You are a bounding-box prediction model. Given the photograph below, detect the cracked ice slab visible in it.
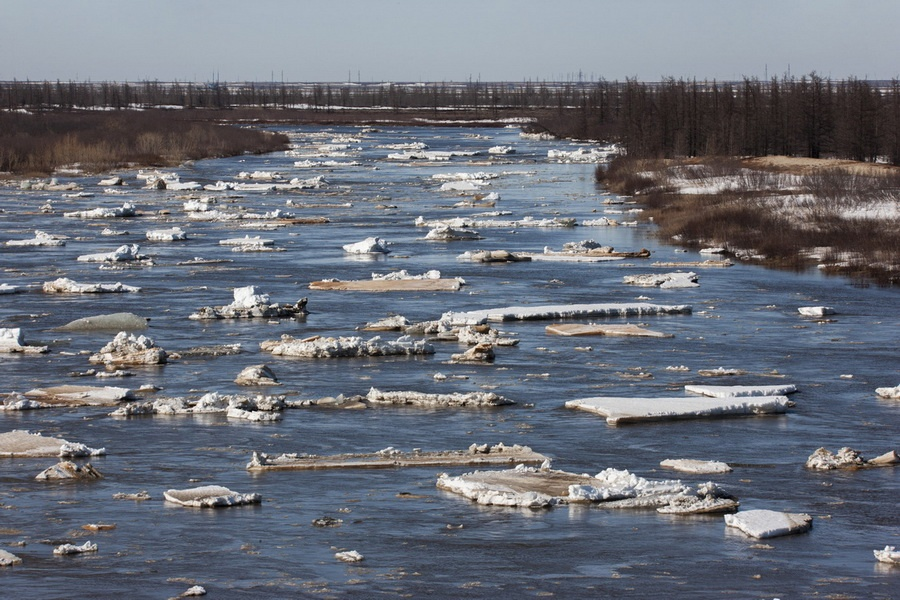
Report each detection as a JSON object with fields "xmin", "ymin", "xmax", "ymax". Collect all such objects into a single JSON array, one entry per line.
[
  {"xmin": 447, "ymin": 302, "xmax": 691, "ymax": 325},
  {"xmin": 565, "ymin": 396, "xmax": 790, "ymax": 425}
]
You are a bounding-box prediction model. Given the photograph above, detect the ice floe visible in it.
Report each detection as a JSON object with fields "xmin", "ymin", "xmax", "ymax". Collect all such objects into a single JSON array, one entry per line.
[
  {"xmin": 545, "ymin": 323, "xmax": 673, "ymax": 338},
  {"xmin": 109, "ymin": 392, "xmax": 285, "ymax": 419},
  {"xmin": 447, "ymin": 302, "xmax": 691, "ymax": 325},
  {"xmin": 189, "ymin": 286, "xmax": 308, "ymax": 319},
  {"xmin": 342, "ymin": 236, "xmax": 391, "ymax": 254},
  {"xmin": 260, "ymin": 335, "xmax": 434, "ymax": 358},
  {"xmin": 146, "ymin": 227, "xmax": 188, "ymax": 241},
  {"xmin": 623, "ymin": 272, "xmax": 699, "ymax": 288},
  {"xmin": 77, "ymin": 243, "xmax": 149, "ymax": 263},
  {"xmin": 56, "ymin": 312, "xmax": 149, "ymax": 332},
  {"xmin": 875, "ymin": 384, "xmax": 900, "ymax": 399},
  {"xmin": 660, "ymin": 459, "xmax": 733, "ymax": 474},
  {"xmin": 0, "ymin": 549, "xmax": 22, "ymax": 566},
  {"xmin": 20, "ymin": 385, "xmax": 134, "ymax": 407},
  {"xmin": 43, "ymin": 278, "xmax": 141, "ymax": 294},
  {"xmin": 724, "ymin": 509, "xmax": 812, "ymax": 539},
  {"xmin": 335, "ymin": 550, "xmax": 364, "ymax": 562},
  {"xmin": 234, "ymin": 364, "xmax": 280, "ymax": 386},
  {"xmin": 0, "ymin": 430, "xmax": 106, "ymax": 456},
  {"xmin": 684, "ymin": 384, "xmax": 797, "ymax": 398},
  {"xmin": 310, "ymin": 271, "xmax": 464, "ymax": 292},
  {"xmin": 5, "ymin": 230, "xmax": 66, "ymax": 247},
  {"xmin": 0, "ymin": 328, "xmax": 48, "ymax": 354},
  {"xmin": 805, "ymin": 447, "xmax": 899, "ymax": 470},
  {"xmin": 798, "ymin": 306, "xmax": 835, "ymax": 317},
  {"xmin": 53, "ymin": 541, "xmax": 98, "ymax": 556},
  {"xmin": 89, "ymin": 332, "xmax": 168, "ymax": 366},
  {"xmin": 437, "ymin": 464, "xmax": 731, "ymax": 511},
  {"xmin": 36, "ymin": 461, "xmax": 103, "ymax": 480},
  {"xmin": 363, "ymin": 387, "xmax": 512, "ymax": 407},
  {"xmin": 63, "ymin": 203, "xmax": 136, "ymax": 219},
  {"xmin": 874, "ymin": 546, "xmax": 900, "ymax": 564},
  {"xmin": 247, "ymin": 443, "xmax": 544, "ymax": 471},
  {"xmin": 565, "ymin": 395, "xmax": 791, "ymax": 424},
  {"xmin": 424, "ymin": 224, "xmax": 483, "ymax": 241},
  {"xmin": 163, "ymin": 485, "xmax": 261, "ymax": 508},
  {"xmin": 449, "ymin": 342, "xmax": 495, "ymax": 363},
  {"xmin": 457, "ymin": 249, "xmax": 532, "ymax": 263}
]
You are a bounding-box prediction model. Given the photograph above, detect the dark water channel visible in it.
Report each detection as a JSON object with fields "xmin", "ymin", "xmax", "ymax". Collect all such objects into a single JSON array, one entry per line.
[{"xmin": 0, "ymin": 125, "xmax": 898, "ymax": 599}]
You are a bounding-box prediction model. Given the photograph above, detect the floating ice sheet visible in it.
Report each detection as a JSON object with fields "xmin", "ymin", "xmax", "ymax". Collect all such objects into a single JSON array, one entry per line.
[{"xmin": 565, "ymin": 395, "xmax": 790, "ymax": 424}]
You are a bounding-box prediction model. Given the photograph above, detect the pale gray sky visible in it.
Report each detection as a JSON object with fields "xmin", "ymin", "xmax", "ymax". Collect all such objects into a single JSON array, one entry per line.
[{"xmin": 2, "ymin": 0, "xmax": 896, "ymax": 82}]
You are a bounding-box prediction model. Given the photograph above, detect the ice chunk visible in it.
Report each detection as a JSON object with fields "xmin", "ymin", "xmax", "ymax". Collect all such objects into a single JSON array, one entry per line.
[
  {"xmin": 56, "ymin": 312, "xmax": 149, "ymax": 332},
  {"xmin": 365, "ymin": 387, "xmax": 512, "ymax": 407},
  {"xmin": 53, "ymin": 541, "xmax": 98, "ymax": 555},
  {"xmin": 163, "ymin": 485, "xmax": 261, "ymax": 508},
  {"xmin": 335, "ymin": 550, "xmax": 364, "ymax": 562},
  {"xmin": 0, "ymin": 549, "xmax": 23, "ymax": 566},
  {"xmin": 5, "ymin": 230, "xmax": 66, "ymax": 247},
  {"xmin": 0, "ymin": 328, "xmax": 48, "ymax": 354},
  {"xmin": 660, "ymin": 459, "xmax": 732, "ymax": 474},
  {"xmin": 43, "ymin": 278, "xmax": 141, "ymax": 294},
  {"xmin": 447, "ymin": 302, "xmax": 691, "ymax": 325},
  {"xmin": 798, "ymin": 306, "xmax": 835, "ymax": 317},
  {"xmin": 875, "ymin": 385, "xmax": 900, "ymax": 399},
  {"xmin": 89, "ymin": 332, "xmax": 167, "ymax": 366},
  {"xmin": 35, "ymin": 461, "xmax": 103, "ymax": 480},
  {"xmin": 342, "ymin": 236, "xmax": 391, "ymax": 254},
  {"xmin": 260, "ymin": 335, "xmax": 434, "ymax": 358},
  {"xmin": 566, "ymin": 395, "xmax": 790, "ymax": 424},
  {"xmin": 874, "ymin": 546, "xmax": 900, "ymax": 564},
  {"xmin": 685, "ymin": 384, "xmax": 797, "ymax": 397},
  {"xmin": 724, "ymin": 509, "xmax": 812, "ymax": 539},
  {"xmin": 146, "ymin": 227, "xmax": 188, "ymax": 241},
  {"xmin": 623, "ymin": 272, "xmax": 699, "ymax": 288}
]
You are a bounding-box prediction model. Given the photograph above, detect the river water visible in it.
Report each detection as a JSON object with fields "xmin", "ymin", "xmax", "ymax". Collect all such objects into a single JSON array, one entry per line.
[{"xmin": 0, "ymin": 124, "xmax": 897, "ymax": 599}]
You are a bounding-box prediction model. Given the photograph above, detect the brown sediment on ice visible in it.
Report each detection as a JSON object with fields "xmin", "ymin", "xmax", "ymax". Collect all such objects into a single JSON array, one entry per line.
[
  {"xmin": 247, "ymin": 443, "xmax": 548, "ymax": 471},
  {"xmin": 545, "ymin": 323, "xmax": 673, "ymax": 338},
  {"xmin": 309, "ymin": 279, "xmax": 463, "ymax": 292}
]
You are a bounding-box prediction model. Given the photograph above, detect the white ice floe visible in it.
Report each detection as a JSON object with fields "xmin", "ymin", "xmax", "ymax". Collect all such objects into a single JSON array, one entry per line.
[
  {"xmin": 20, "ymin": 385, "xmax": 133, "ymax": 407},
  {"xmin": 565, "ymin": 395, "xmax": 791, "ymax": 425},
  {"xmin": 293, "ymin": 159, "xmax": 361, "ymax": 168},
  {"xmin": 146, "ymin": 227, "xmax": 188, "ymax": 241},
  {"xmin": 260, "ymin": 335, "xmax": 434, "ymax": 358},
  {"xmin": 456, "ymin": 250, "xmax": 532, "ymax": 263},
  {"xmin": 488, "ymin": 145, "xmax": 515, "ymax": 154},
  {"xmin": 53, "ymin": 541, "xmax": 98, "ymax": 556},
  {"xmin": 89, "ymin": 332, "xmax": 167, "ymax": 366},
  {"xmin": 335, "ymin": 550, "xmax": 364, "ymax": 562},
  {"xmin": 424, "ymin": 225, "xmax": 482, "ymax": 241},
  {"xmin": 798, "ymin": 306, "xmax": 835, "ymax": 317},
  {"xmin": 0, "ymin": 549, "xmax": 22, "ymax": 566},
  {"xmin": 0, "ymin": 328, "xmax": 48, "ymax": 354},
  {"xmin": 724, "ymin": 509, "xmax": 812, "ymax": 539},
  {"xmin": 63, "ymin": 203, "xmax": 136, "ymax": 219},
  {"xmin": 371, "ymin": 269, "xmax": 445, "ymax": 281},
  {"xmin": 342, "ymin": 236, "xmax": 391, "ymax": 254},
  {"xmin": 109, "ymin": 392, "xmax": 285, "ymax": 418},
  {"xmin": 43, "ymin": 278, "xmax": 141, "ymax": 293},
  {"xmin": 436, "ymin": 464, "xmax": 725, "ymax": 510},
  {"xmin": 234, "ymin": 364, "xmax": 280, "ymax": 386},
  {"xmin": 219, "ymin": 235, "xmax": 274, "ymax": 248},
  {"xmin": 236, "ymin": 170, "xmax": 282, "ymax": 180},
  {"xmin": 446, "ymin": 302, "xmax": 692, "ymax": 325},
  {"xmin": 189, "ymin": 285, "xmax": 308, "ymax": 319},
  {"xmin": 805, "ymin": 447, "xmax": 898, "ymax": 470},
  {"xmin": 874, "ymin": 546, "xmax": 900, "ymax": 564},
  {"xmin": 57, "ymin": 312, "xmax": 149, "ymax": 331},
  {"xmin": 5, "ymin": 230, "xmax": 66, "ymax": 247},
  {"xmin": 0, "ymin": 283, "xmax": 22, "ymax": 294},
  {"xmin": 77, "ymin": 243, "xmax": 148, "ymax": 263},
  {"xmin": 163, "ymin": 485, "xmax": 261, "ymax": 508},
  {"xmin": 684, "ymin": 384, "xmax": 797, "ymax": 398},
  {"xmin": 440, "ymin": 180, "xmax": 489, "ymax": 192},
  {"xmin": 365, "ymin": 387, "xmax": 512, "ymax": 407},
  {"xmin": 98, "ymin": 175, "xmax": 123, "ymax": 186},
  {"xmin": 547, "ymin": 146, "xmax": 617, "ymax": 163},
  {"xmin": 361, "ymin": 315, "xmax": 411, "ymax": 331},
  {"xmin": 660, "ymin": 459, "xmax": 733, "ymax": 474},
  {"xmin": 0, "ymin": 430, "xmax": 105, "ymax": 456},
  {"xmin": 623, "ymin": 272, "xmax": 699, "ymax": 288},
  {"xmin": 415, "ymin": 215, "xmax": 576, "ymax": 229},
  {"xmin": 387, "ymin": 150, "xmax": 479, "ymax": 161},
  {"xmin": 876, "ymin": 385, "xmax": 900, "ymax": 399}
]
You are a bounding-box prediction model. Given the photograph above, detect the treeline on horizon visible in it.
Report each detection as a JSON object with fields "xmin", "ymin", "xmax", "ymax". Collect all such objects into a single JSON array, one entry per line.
[{"xmin": 3, "ymin": 74, "xmax": 900, "ymax": 164}]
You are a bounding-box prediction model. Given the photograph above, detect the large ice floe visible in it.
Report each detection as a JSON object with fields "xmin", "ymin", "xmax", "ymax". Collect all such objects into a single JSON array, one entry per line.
[
  {"xmin": 189, "ymin": 286, "xmax": 308, "ymax": 320},
  {"xmin": 247, "ymin": 442, "xmax": 544, "ymax": 471},
  {"xmin": 259, "ymin": 335, "xmax": 434, "ymax": 358},
  {"xmin": 163, "ymin": 485, "xmax": 261, "ymax": 508},
  {"xmin": 0, "ymin": 430, "xmax": 106, "ymax": 457},
  {"xmin": 565, "ymin": 395, "xmax": 791, "ymax": 424},
  {"xmin": 56, "ymin": 312, "xmax": 149, "ymax": 332},
  {"xmin": 623, "ymin": 272, "xmax": 699, "ymax": 288},
  {"xmin": 89, "ymin": 332, "xmax": 168, "ymax": 366},
  {"xmin": 0, "ymin": 328, "xmax": 48, "ymax": 354},
  {"xmin": 17, "ymin": 385, "xmax": 134, "ymax": 408},
  {"xmin": 5, "ymin": 230, "xmax": 66, "ymax": 247},
  {"xmin": 310, "ymin": 270, "xmax": 465, "ymax": 292},
  {"xmin": 546, "ymin": 145, "xmax": 618, "ymax": 163},
  {"xmin": 362, "ymin": 387, "xmax": 512, "ymax": 407},
  {"xmin": 446, "ymin": 302, "xmax": 692, "ymax": 325},
  {"xmin": 724, "ymin": 509, "xmax": 813, "ymax": 539},
  {"xmin": 805, "ymin": 447, "xmax": 898, "ymax": 470},
  {"xmin": 42, "ymin": 278, "xmax": 141, "ymax": 294},
  {"xmin": 415, "ymin": 215, "xmax": 576, "ymax": 229},
  {"xmin": 457, "ymin": 249, "xmax": 532, "ymax": 263},
  {"xmin": 76, "ymin": 243, "xmax": 149, "ymax": 264},
  {"xmin": 109, "ymin": 392, "xmax": 285, "ymax": 421},
  {"xmin": 437, "ymin": 464, "xmax": 737, "ymax": 513},
  {"xmin": 63, "ymin": 203, "xmax": 136, "ymax": 219}
]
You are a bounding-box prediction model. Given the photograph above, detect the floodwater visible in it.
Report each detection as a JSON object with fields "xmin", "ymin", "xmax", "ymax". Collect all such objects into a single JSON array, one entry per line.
[{"xmin": 0, "ymin": 124, "xmax": 898, "ymax": 599}]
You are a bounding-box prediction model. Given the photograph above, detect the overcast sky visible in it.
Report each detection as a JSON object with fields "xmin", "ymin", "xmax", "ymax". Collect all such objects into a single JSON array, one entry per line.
[{"xmin": 2, "ymin": 0, "xmax": 897, "ymax": 83}]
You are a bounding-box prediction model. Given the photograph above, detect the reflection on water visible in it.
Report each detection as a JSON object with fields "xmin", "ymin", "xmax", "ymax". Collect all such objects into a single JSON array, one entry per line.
[{"xmin": 0, "ymin": 125, "xmax": 898, "ymax": 598}]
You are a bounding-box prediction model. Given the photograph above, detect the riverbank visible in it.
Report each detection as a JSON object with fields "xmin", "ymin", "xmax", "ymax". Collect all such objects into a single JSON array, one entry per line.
[{"xmin": 597, "ymin": 156, "xmax": 900, "ymax": 285}]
